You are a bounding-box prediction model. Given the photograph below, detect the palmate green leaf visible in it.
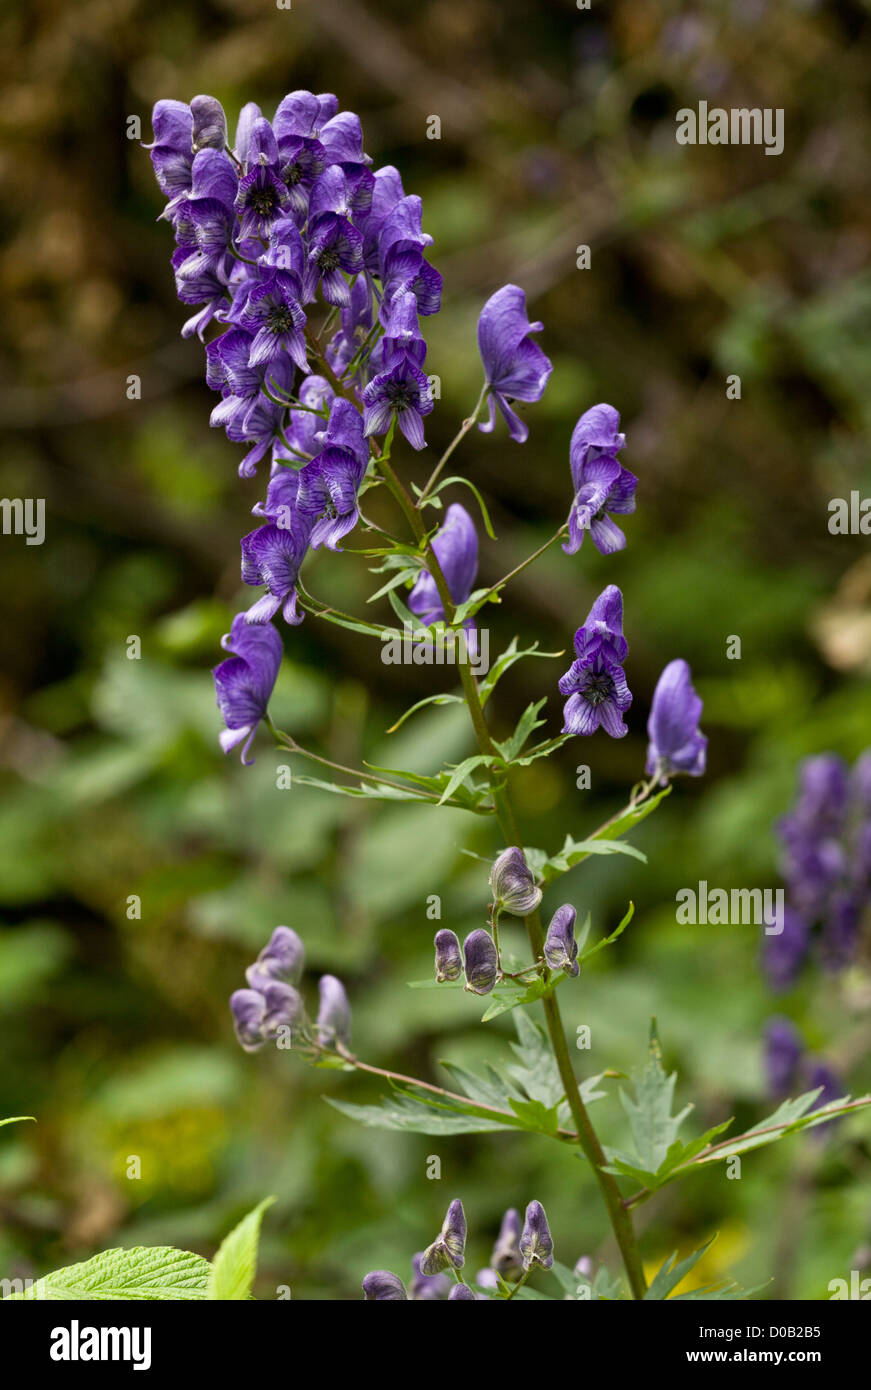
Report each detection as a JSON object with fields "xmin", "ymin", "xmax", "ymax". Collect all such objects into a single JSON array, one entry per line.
[
  {"xmin": 478, "ymin": 637, "xmax": 566, "ymax": 707},
  {"xmin": 207, "ymin": 1197, "xmax": 276, "ymax": 1301},
  {"xmin": 643, "ymin": 1240, "xmax": 715, "ymax": 1301},
  {"xmin": 437, "ymin": 753, "xmax": 500, "ymax": 804},
  {"xmin": 325, "ymin": 1089, "xmax": 518, "ymax": 1136},
  {"xmin": 504, "ymin": 1011, "xmax": 566, "ymax": 1110},
  {"xmin": 4, "ymin": 1247, "xmax": 213, "ymax": 1301},
  {"xmin": 689, "ymin": 1089, "xmax": 871, "ymax": 1165},
  {"xmin": 607, "ymin": 1022, "xmax": 693, "ymax": 1179}
]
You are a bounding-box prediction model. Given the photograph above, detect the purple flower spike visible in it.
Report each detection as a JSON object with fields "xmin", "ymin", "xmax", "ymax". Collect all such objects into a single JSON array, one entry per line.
[
  {"xmin": 362, "ymin": 1270, "xmax": 407, "ymax": 1301},
  {"xmin": 230, "ymin": 989, "xmax": 267, "ymax": 1052},
  {"xmin": 462, "ymin": 929, "xmax": 499, "ymax": 995},
  {"xmin": 420, "ymin": 1199, "xmax": 467, "ymax": 1276},
  {"xmin": 646, "ymin": 659, "xmax": 707, "ymax": 782},
  {"xmin": 489, "ymin": 847, "xmax": 542, "ymax": 916},
  {"xmin": 544, "ymin": 904, "xmax": 580, "ymax": 977},
  {"xmin": 316, "ymin": 974, "xmax": 351, "ymax": 1048},
  {"xmin": 212, "ymin": 614, "xmax": 283, "ymax": 764},
  {"xmin": 764, "ymin": 1017, "xmax": 804, "ymax": 1097},
  {"xmin": 519, "ymin": 1200, "xmax": 554, "ymax": 1271},
  {"xmin": 559, "ymin": 587, "xmax": 632, "ymax": 739},
  {"xmin": 410, "ymin": 1254, "xmax": 452, "ymax": 1301},
  {"xmin": 408, "ymin": 503, "xmax": 478, "ymax": 629},
  {"xmin": 246, "ymin": 925, "xmax": 305, "ymax": 990},
  {"xmin": 477, "ymin": 284, "xmax": 552, "ymax": 443},
  {"xmin": 491, "ymin": 1208, "xmax": 523, "ymax": 1277},
  {"xmin": 434, "ymin": 928, "xmax": 462, "ymax": 982},
  {"xmin": 362, "ymin": 356, "xmax": 433, "ymax": 450},
  {"xmin": 563, "ymin": 404, "xmax": 637, "ymax": 555}
]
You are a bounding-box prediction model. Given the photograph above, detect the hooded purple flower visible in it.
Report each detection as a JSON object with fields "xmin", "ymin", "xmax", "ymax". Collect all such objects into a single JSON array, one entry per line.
[
  {"xmin": 646, "ymin": 659, "xmax": 707, "ymax": 781},
  {"xmin": 378, "ymin": 195, "xmax": 442, "ymax": 318},
  {"xmin": 146, "ymin": 100, "xmax": 193, "ymax": 202},
  {"xmin": 762, "ymin": 906, "xmax": 810, "ymax": 992},
  {"xmin": 764, "ymin": 1017, "xmax": 804, "ymax": 1096},
  {"xmin": 490, "ymin": 1208, "xmax": 523, "ymax": 1277},
  {"xmin": 544, "ymin": 904, "xmax": 580, "ymax": 977},
  {"xmin": 559, "ymin": 586, "xmax": 632, "ymax": 738},
  {"xmin": 212, "ymin": 613, "xmax": 283, "ymax": 764},
  {"xmin": 477, "ymin": 285, "xmax": 552, "ymax": 443},
  {"xmin": 234, "ymin": 117, "xmax": 290, "ymax": 239},
  {"xmin": 362, "ymin": 355, "xmax": 433, "ymax": 450},
  {"xmin": 190, "ymin": 94, "xmax": 227, "ymax": 152},
  {"xmin": 270, "ymin": 373, "xmax": 335, "ymax": 466},
  {"xmin": 408, "ymin": 503, "xmax": 477, "ymax": 630},
  {"xmin": 563, "ymin": 404, "xmax": 637, "ymax": 555},
  {"xmin": 325, "ymin": 276, "xmax": 375, "ymax": 378},
  {"xmin": 519, "ymin": 1200, "xmax": 554, "ymax": 1271},
  {"xmin": 294, "ymin": 399, "xmax": 369, "ymax": 550},
  {"xmin": 489, "ymin": 847, "xmax": 542, "ymax": 917},
  {"xmin": 237, "ymin": 268, "xmax": 309, "ymax": 373},
  {"xmin": 246, "ymin": 925, "xmax": 305, "ymax": 991},
  {"xmin": 448, "ymin": 1283, "xmax": 476, "ymax": 1300},
  {"xmin": 821, "ymin": 889, "xmax": 861, "ymax": 970},
  {"xmin": 260, "ymin": 981, "xmax": 305, "ymax": 1041},
  {"xmin": 306, "ymin": 167, "xmax": 365, "ymax": 306},
  {"xmin": 230, "ymin": 988, "xmax": 267, "ymax": 1052},
  {"xmin": 434, "ymin": 928, "xmax": 462, "ymax": 982},
  {"xmin": 362, "ymin": 1270, "xmax": 407, "ymax": 1300},
  {"xmin": 240, "ymin": 506, "xmax": 312, "ymax": 625},
  {"xmin": 316, "ymin": 974, "xmax": 351, "ymax": 1048},
  {"xmin": 410, "ymin": 1254, "xmax": 452, "ymax": 1301},
  {"xmin": 419, "ymin": 1199, "xmax": 467, "ymax": 1275},
  {"xmin": 462, "ymin": 929, "xmax": 498, "ymax": 995}
]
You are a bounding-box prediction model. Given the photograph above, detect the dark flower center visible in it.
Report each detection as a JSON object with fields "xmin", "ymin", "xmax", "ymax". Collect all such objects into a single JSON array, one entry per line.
[
  {"xmin": 250, "ymin": 187, "xmax": 277, "ymax": 216},
  {"xmin": 266, "ymin": 305, "xmax": 295, "ymax": 335},
  {"xmin": 317, "ymin": 248, "xmax": 341, "ymax": 272},
  {"xmin": 581, "ymin": 671, "xmax": 615, "ymax": 707},
  {"xmin": 384, "ymin": 381, "xmax": 415, "ymax": 411},
  {"xmin": 284, "ymin": 162, "xmax": 302, "ymax": 185}
]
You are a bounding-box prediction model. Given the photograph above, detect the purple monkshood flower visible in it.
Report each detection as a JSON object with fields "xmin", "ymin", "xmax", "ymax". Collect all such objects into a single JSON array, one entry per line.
[
  {"xmin": 448, "ymin": 1284, "xmax": 477, "ymax": 1300},
  {"xmin": 544, "ymin": 904, "xmax": 580, "ymax": 977},
  {"xmin": 821, "ymin": 889, "xmax": 861, "ymax": 970},
  {"xmin": 419, "ymin": 1200, "xmax": 467, "ymax": 1276},
  {"xmin": 362, "ymin": 1270, "xmax": 407, "ymax": 1300},
  {"xmin": 646, "ymin": 658, "xmax": 707, "ymax": 781},
  {"xmin": 190, "ymin": 94, "xmax": 227, "ymax": 152},
  {"xmin": 362, "ymin": 356, "xmax": 433, "ymax": 450},
  {"xmin": 434, "ymin": 928, "xmax": 462, "ymax": 982},
  {"xmin": 490, "ymin": 1208, "xmax": 523, "ymax": 1277},
  {"xmin": 409, "ymin": 1254, "xmax": 452, "ymax": 1301},
  {"xmin": 477, "ymin": 284, "xmax": 552, "ymax": 443},
  {"xmin": 246, "ymin": 926, "xmax": 305, "ymax": 991},
  {"xmin": 234, "ymin": 118, "xmax": 290, "ymax": 239},
  {"xmin": 316, "ymin": 975, "xmax": 351, "ymax": 1048},
  {"xmin": 408, "ymin": 503, "xmax": 477, "ymax": 632},
  {"xmin": 325, "ymin": 276, "xmax": 374, "ymax": 377},
  {"xmin": 212, "ymin": 613, "xmax": 283, "ymax": 764},
  {"xmin": 378, "ymin": 195, "xmax": 442, "ymax": 318},
  {"xmin": 229, "ymin": 989, "xmax": 266, "ymax": 1052},
  {"xmin": 519, "ymin": 1201, "xmax": 554, "ymax": 1271},
  {"xmin": 762, "ymin": 905, "xmax": 810, "ymax": 992},
  {"xmin": 559, "ymin": 586, "xmax": 632, "ymax": 738},
  {"xmin": 146, "ymin": 100, "xmax": 194, "ymax": 202},
  {"xmin": 230, "ymin": 979, "xmax": 304, "ymax": 1051},
  {"xmin": 462, "ymin": 929, "xmax": 498, "ymax": 995},
  {"xmin": 379, "ymin": 289, "xmax": 426, "ymax": 370},
  {"xmin": 764, "ymin": 1017, "xmax": 804, "ymax": 1097},
  {"xmin": 238, "ymin": 269, "xmax": 309, "ymax": 373},
  {"xmin": 240, "ymin": 506, "xmax": 312, "ymax": 625},
  {"xmin": 293, "ymin": 399, "xmax": 369, "ymax": 550},
  {"xmin": 489, "ymin": 847, "xmax": 542, "ymax": 916},
  {"xmin": 563, "ymin": 404, "xmax": 638, "ymax": 555}
]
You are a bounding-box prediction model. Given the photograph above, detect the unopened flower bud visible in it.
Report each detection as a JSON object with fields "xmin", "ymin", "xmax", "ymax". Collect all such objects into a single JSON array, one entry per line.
[
  {"xmin": 362, "ymin": 1270, "xmax": 407, "ymax": 1300},
  {"xmin": 519, "ymin": 1199, "xmax": 554, "ymax": 1271},
  {"xmin": 316, "ymin": 974, "xmax": 351, "ymax": 1048},
  {"xmin": 190, "ymin": 94, "xmax": 227, "ymax": 152},
  {"xmin": 246, "ymin": 925, "xmax": 305, "ymax": 990},
  {"xmin": 434, "ymin": 928, "xmax": 462, "ymax": 982},
  {"xmin": 261, "ymin": 981, "xmax": 304, "ymax": 1041},
  {"xmin": 462, "ymin": 929, "xmax": 498, "ymax": 995},
  {"xmin": 410, "ymin": 1253, "xmax": 452, "ymax": 1300},
  {"xmin": 544, "ymin": 904, "xmax": 580, "ymax": 977},
  {"xmin": 420, "ymin": 1198, "xmax": 466, "ymax": 1275},
  {"xmin": 489, "ymin": 846, "xmax": 542, "ymax": 916},
  {"xmin": 448, "ymin": 1283, "xmax": 476, "ymax": 1300},
  {"xmin": 230, "ymin": 988, "xmax": 266, "ymax": 1052},
  {"xmin": 490, "ymin": 1207, "xmax": 523, "ymax": 1276}
]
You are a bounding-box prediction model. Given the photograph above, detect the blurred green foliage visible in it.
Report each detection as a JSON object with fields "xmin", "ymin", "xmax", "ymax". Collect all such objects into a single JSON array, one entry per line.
[{"xmin": 0, "ymin": 0, "xmax": 870, "ymax": 1299}]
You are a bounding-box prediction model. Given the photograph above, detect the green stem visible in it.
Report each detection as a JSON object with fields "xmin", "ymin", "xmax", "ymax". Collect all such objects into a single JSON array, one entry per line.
[{"xmin": 418, "ymin": 380, "xmax": 489, "ymax": 503}]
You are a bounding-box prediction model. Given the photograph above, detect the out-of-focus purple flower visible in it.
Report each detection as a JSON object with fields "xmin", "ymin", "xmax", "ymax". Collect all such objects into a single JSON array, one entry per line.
[
  {"xmin": 408, "ymin": 503, "xmax": 478, "ymax": 630},
  {"xmin": 212, "ymin": 614, "xmax": 283, "ymax": 764},
  {"xmin": 762, "ymin": 906, "xmax": 810, "ymax": 991},
  {"xmin": 645, "ymin": 659, "xmax": 707, "ymax": 781},
  {"xmin": 420, "ymin": 1200, "xmax": 466, "ymax": 1275},
  {"xmin": 434, "ymin": 928, "xmax": 462, "ymax": 982},
  {"xmin": 316, "ymin": 975, "xmax": 351, "ymax": 1048},
  {"xmin": 240, "ymin": 508, "xmax": 312, "ymax": 625},
  {"xmin": 362, "ymin": 1270, "xmax": 407, "ymax": 1300},
  {"xmin": 230, "ymin": 988, "xmax": 267, "ymax": 1052},
  {"xmin": 563, "ymin": 404, "xmax": 637, "ymax": 555},
  {"xmin": 851, "ymin": 751, "xmax": 871, "ymax": 814},
  {"xmin": 490, "ymin": 1208, "xmax": 523, "ymax": 1277},
  {"xmin": 489, "ymin": 847, "xmax": 542, "ymax": 917},
  {"xmin": 410, "ymin": 1254, "xmax": 452, "ymax": 1301},
  {"xmin": 246, "ymin": 926, "xmax": 305, "ymax": 990},
  {"xmin": 477, "ymin": 285, "xmax": 552, "ymax": 443},
  {"xmin": 804, "ymin": 1059, "xmax": 844, "ymax": 1140},
  {"xmin": 476, "ymin": 1267, "xmax": 500, "ymax": 1290},
  {"xmin": 764, "ymin": 1016, "xmax": 804, "ymax": 1096},
  {"xmin": 519, "ymin": 1200, "xmax": 554, "ymax": 1271},
  {"xmin": 821, "ymin": 889, "xmax": 861, "ymax": 970},
  {"xmin": 559, "ymin": 587, "xmax": 632, "ymax": 739},
  {"xmin": 448, "ymin": 1283, "xmax": 476, "ymax": 1300},
  {"xmin": 462, "ymin": 929, "xmax": 498, "ymax": 995},
  {"xmin": 544, "ymin": 904, "xmax": 580, "ymax": 977},
  {"xmin": 362, "ymin": 356, "xmax": 433, "ymax": 450},
  {"xmin": 786, "ymin": 754, "xmax": 849, "ymax": 837},
  {"xmin": 191, "ymin": 94, "xmax": 227, "ymax": 152},
  {"xmin": 260, "ymin": 981, "xmax": 305, "ymax": 1041}
]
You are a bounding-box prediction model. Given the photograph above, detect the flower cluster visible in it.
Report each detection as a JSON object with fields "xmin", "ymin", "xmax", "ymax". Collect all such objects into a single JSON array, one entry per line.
[
  {"xmin": 229, "ymin": 925, "xmax": 351, "ymax": 1053},
  {"xmin": 362, "ymin": 1199, "xmax": 553, "ymax": 1299},
  {"xmin": 764, "ymin": 751, "xmax": 871, "ymax": 990}
]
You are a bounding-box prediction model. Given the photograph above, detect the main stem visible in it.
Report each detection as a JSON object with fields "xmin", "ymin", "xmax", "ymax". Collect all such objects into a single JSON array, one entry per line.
[{"xmin": 374, "ymin": 451, "xmax": 649, "ymax": 1299}]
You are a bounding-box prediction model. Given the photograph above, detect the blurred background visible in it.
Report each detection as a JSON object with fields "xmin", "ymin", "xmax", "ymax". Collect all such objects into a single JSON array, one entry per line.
[{"xmin": 1, "ymin": 0, "xmax": 870, "ymax": 1299}]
